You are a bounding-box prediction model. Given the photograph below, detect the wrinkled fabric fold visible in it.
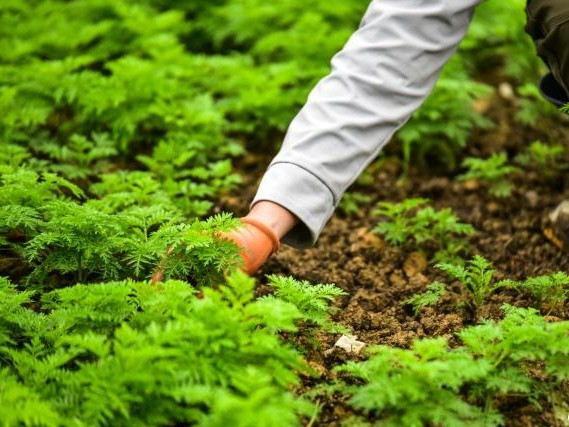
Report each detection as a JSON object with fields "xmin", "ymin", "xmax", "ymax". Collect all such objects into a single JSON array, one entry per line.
[{"xmin": 254, "ymin": 0, "xmax": 482, "ymax": 248}]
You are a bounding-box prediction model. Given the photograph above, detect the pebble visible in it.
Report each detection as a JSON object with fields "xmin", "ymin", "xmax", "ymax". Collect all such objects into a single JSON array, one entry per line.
[
  {"xmin": 498, "ymin": 82, "xmax": 515, "ymax": 100},
  {"xmin": 524, "ymin": 190, "xmax": 539, "ymax": 208},
  {"xmin": 403, "ymin": 252, "xmax": 428, "ymax": 277},
  {"xmin": 332, "ymin": 335, "xmax": 366, "ymax": 354},
  {"xmin": 462, "ymin": 179, "xmax": 480, "ymax": 191}
]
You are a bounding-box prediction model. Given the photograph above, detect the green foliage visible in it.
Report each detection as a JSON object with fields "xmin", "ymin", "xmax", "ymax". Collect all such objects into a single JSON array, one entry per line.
[
  {"xmin": 264, "ymin": 275, "xmax": 347, "ymax": 333},
  {"xmin": 373, "ymin": 198, "xmax": 475, "ymax": 263},
  {"xmin": 436, "ymin": 257, "xmax": 569, "ymax": 316},
  {"xmin": 338, "ymin": 191, "xmax": 372, "ymax": 218},
  {"xmin": 460, "ymin": 305, "xmax": 569, "ymax": 404},
  {"xmin": 516, "ymin": 83, "xmax": 563, "ymax": 125},
  {"xmin": 335, "ymin": 338, "xmax": 496, "ymax": 427},
  {"xmin": 334, "ymin": 306, "xmax": 569, "ymax": 427},
  {"xmin": 0, "ymin": 272, "xmax": 348, "ymax": 425},
  {"xmin": 23, "ymin": 200, "xmax": 126, "ymax": 283},
  {"xmin": 397, "ymin": 59, "xmax": 493, "ymax": 172},
  {"xmin": 514, "ymin": 140, "xmax": 566, "ymax": 176},
  {"xmin": 512, "ymin": 272, "xmax": 569, "ymax": 313},
  {"xmin": 436, "ymin": 256, "xmax": 514, "ymax": 316},
  {"xmin": 0, "ymin": 1, "xmax": 561, "ymax": 425},
  {"xmin": 32, "ymin": 133, "xmax": 118, "ymax": 181},
  {"xmin": 458, "ymin": 153, "xmax": 520, "ymax": 198},
  {"xmin": 0, "ymin": 169, "xmax": 243, "ymax": 285},
  {"xmin": 465, "ymin": 1, "xmax": 540, "ymax": 79},
  {"xmin": 396, "ymin": 0, "xmax": 535, "ymax": 171},
  {"xmin": 406, "ymin": 281, "xmax": 447, "ymax": 316}
]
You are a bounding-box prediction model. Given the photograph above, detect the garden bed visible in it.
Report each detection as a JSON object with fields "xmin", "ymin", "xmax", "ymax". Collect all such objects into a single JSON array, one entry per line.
[{"xmin": 224, "ymin": 94, "xmax": 569, "ymax": 426}]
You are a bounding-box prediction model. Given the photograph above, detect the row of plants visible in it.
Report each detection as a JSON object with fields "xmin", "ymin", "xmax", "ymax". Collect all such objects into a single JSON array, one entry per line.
[
  {"xmin": 0, "ymin": 272, "xmax": 345, "ymax": 426},
  {"xmin": 1, "ymin": 0, "xmax": 550, "ymax": 173}
]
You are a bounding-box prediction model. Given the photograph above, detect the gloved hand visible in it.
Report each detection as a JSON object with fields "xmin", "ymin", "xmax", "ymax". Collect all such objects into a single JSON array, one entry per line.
[
  {"xmin": 220, "ymin": 217, "xmax": 280, "ymax": 275},
  {"xmin": 150, "ymin": 217, "xmax": 280, "ymax": 284}
]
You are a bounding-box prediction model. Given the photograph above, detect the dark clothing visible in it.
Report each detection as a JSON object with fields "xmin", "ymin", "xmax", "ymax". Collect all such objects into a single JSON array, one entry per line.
[{"xmin": 526, "ymin": 0, "xmax": 569, "ymax": 105}]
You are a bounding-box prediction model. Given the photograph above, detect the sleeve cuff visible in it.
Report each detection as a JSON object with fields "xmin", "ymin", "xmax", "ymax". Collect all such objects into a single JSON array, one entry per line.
[{"xmin": 251, "ymin": 162, "xmax": 336, "ymax": 249}]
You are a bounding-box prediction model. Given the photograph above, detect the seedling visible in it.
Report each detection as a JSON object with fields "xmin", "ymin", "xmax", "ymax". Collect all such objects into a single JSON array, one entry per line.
[
  {"xmin": 373, "ymin": 198, "xmax": 475, "ymax": 263},
  {"xmin": 516, "ymin": 83, "xmax": 562, "ymax": 125},
  {"xmin": 459, "ymin": 305, "xmax": 569, "ymax": 413},
  {"xmin": 406, "ymin": 281, "xmax": 447, "ymax": 316},
  {"xmin": 338, "ymin": 191, "xmax": 372, "ymax": 217},
  {"xmin": 264, "ymin": 275, "xmax": 347, "ymax": 333},
  {"xmin": 514, "ymin": 141, "xmax": 566, "ymax": 177},
  {"xmin": 435, "ymin": 256, "xmax": 515, "ymax": 318},
  {"xmin": 513, "ymin": 272, "xmax": 569, "ymax": 314},
  {"xmin": 33, "ymin": 133, "xmax": 117, "ymax": 180},
  {"xmin": 457, "ymin": 153, "xmax": 520, "ymax": 198}
]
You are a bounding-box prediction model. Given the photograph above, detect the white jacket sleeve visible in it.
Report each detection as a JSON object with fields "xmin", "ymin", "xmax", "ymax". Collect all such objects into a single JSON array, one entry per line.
[{"xmin": 252, "ymin": 0, "xmax": 482, "ymax": 248}]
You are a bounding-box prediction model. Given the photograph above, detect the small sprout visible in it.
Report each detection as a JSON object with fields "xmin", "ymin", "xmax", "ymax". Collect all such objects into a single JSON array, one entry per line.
[
  {"xmin": 373, "ymin": 198, "xmax": 474, "ymax": 262},
  {"xmin": 436, "ymin": 255, "xmax": 516, "ymax": 318},
  {"xmin": 406, "ymin": 281, "xmax": 447, "ymax": 316},
  {"xmin": 515, "ymin": 272, "xmax": 569, "ymax": 313},
  {"xmin": 339, "ymin": 191, "xmax": 372, "ymax": 217},
  {"xmin": 458, "ymin": 153, "xmax": 520, "ymax": 198},
  {"xmin": 514, "ymin": 141, "xmax": 566, "ymax": 177}
]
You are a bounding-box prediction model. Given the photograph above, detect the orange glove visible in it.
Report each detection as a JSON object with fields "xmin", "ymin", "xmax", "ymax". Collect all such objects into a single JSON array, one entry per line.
[
  {"xmin": 150, "ymin": 218, "xmax": 280, "ymax": 284},
  {"xmin": 220, "ymin": 217, "xmax": 280, "ymax": 275}
]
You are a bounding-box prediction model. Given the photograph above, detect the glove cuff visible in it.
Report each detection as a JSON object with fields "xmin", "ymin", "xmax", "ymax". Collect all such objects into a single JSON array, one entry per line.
[{"xmin": 241, "ymin": 217, "xmax": 281, "ymax": 255}]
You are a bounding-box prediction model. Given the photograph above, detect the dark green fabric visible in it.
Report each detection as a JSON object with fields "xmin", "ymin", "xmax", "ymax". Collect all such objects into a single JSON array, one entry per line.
[{"xmin": 526, "ymin": 0, "xmax": 569, "ymax": 96}]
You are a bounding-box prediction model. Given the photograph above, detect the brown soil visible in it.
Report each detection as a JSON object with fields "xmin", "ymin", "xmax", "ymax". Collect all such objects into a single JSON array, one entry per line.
[{"xmin": 222, "ymin": 92, "xmax": 569, "ymax": 426}]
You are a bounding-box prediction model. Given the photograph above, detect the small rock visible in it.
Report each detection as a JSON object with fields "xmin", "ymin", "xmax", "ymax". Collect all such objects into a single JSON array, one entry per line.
[
  {"xmin": 498, "ymin": 82, "xmax": 515, "ymax": 100},
  {"xmin": 389, "ymin": 271, "xmax": 406, "ymax": 287},
  {"xmin": 403, "ymin": 252, "xmax": 428, "ymax": 277},
  {"xmin": 411, "ymin": 273, "xmax": 430, "ymax": 286},
  {"xmin": 472, "ymin": 98, "xmax": 491, "ymax": 114},
  {"xmin": 549, "ymin": 200, "xmax": 569, "ymax": 223},
  {"xmin": 332, "ymin": 335, "xmax": 366, "ymax": 354},
  {"xmin": 525, "ymin": 190, "xmax": 539, "ymax": 208},
  {"xmin": 548, "ymin": 200, "xmax": 569, "ymax": 249},
  {"xmin": 462, "ymin": 179, "xmax": 480, "ymax": 191},
  {"xmin": 486, "ymin": 202, "xmax": 500, "ymax": 214},
  {"xmin": 354, "ymin": 228, "xmax": 385, "ymax": 249}
]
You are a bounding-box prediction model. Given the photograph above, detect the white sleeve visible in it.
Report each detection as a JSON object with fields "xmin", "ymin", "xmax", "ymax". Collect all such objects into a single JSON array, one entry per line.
[{"xmin": 252, "ymin": 0, "xmax": 483, "ymax": 248}]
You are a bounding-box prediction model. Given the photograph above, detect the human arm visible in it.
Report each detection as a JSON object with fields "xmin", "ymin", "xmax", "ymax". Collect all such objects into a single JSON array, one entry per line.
[{"xmin": 252, "ymin": 0, "xmax": 483, "ymax": 248}]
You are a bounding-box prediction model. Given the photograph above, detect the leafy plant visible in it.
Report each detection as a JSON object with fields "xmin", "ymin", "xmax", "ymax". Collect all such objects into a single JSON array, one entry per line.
[
  {"xmin": 406, "ymin": 281, "xmax": 447, "ymax": 316},
  {"xmin": 457, "ymin": 153, "xmax": 520, "ymax": 198},
  {"xmin": 23, "ymin": 200, "xmax": 127, "ymax": 283},
  {"xmin": 516, "ymin": 83, "xmax": 564, "ymax": 125},
  {"xmin": 373, "ymin": 198, "xmax": 475, "ymax": 262},
  {"xmin": 435, "ymin": 256, "xmax": 514, "ymax": 318},
  {"xmin": 32, "ymin": 133, "xmax": 118, "ymax": 181},
  {"xmin": 514, "ymin": 140, "xmax": 566, "ymax": 176},
  {"xmin": 334, "ymin": 306, "xmax": 569, "ymax": 427},
  {"xmin": 338, "ymin": 191, "xmax": 372, "ymax": 217},
  {"xmin": 460, "ymin": 305, "xmax": 569, "ymax": 412},
  {"xmin": 264, "ymin": 275, "xmax": 347, "ymax": 333},
  {"xmin": 397, "ymin": 58, "xmax": 493, "ymax": 173},
  {"xmin": 512, "ymin": 272, "xmax": 569, "ymax": 314},
  {"xmin": 0, "ymin": 271, "xmax": 348, "ymax": 426},
  {"xmin": 335, "ymin": 338, "xmax": 496, "ymax": 427}
]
